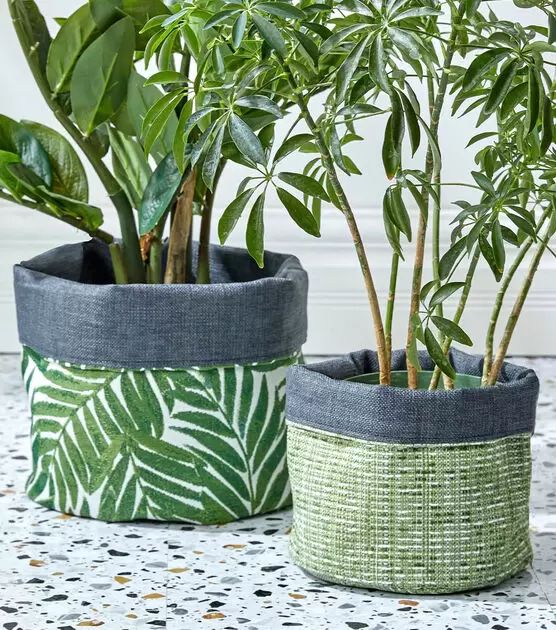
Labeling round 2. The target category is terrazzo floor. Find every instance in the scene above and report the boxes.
[0,354,555,630]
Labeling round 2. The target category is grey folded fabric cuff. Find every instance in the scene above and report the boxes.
[14,240,308,368]
[286,349,538,444]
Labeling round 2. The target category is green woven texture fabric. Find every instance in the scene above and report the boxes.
[22,346,297,524]
[287,424,533,594]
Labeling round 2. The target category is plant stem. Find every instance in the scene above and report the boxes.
[196,160,225,284]
[164,170,196,284]
[385,251,399,369]
[109,243,129,284]
[405,3,464,388]
[486,221,552,385]
[147,223,165,284]
[282,64,389,383]
[482,206,552,384]
[428,245,480,390]
[0,190,114,243]
[9,1,145,283]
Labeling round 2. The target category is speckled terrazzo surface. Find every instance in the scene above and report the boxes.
[0,354,554,630]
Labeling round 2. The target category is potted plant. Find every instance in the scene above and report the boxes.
[194,0,556,592]
[5,0,308,524]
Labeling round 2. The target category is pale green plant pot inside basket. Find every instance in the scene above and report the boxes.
[286,349,539,594]
[14,240,308,524]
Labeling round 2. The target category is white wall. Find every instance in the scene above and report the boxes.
[1,1,554,356]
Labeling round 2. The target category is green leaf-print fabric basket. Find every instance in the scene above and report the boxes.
[286,349,539,594]
[14,240,308,524]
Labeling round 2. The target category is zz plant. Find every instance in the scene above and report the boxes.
[2,0,290,284]
[149,0,556,388]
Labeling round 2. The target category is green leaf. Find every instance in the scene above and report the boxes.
[541,95,554,155]
[431,316,472,346]
[292,30,319,66]
[369,35,390,93]
[10,0,51,76]
[252,13,287,58]
[274,133,313,163]
[399,90,420,156]
[142,90,185,158]
[424,328,456,380]
[36,187,104,231]
[202,124,225,190]
[218,188,256,243]
[388,27,420,59]
[14,126,52,187]
[139,153,181,234]
[382,109,403,180]
[204,9,240,29]
[336,36,369,104]
[246,192,265,267]
[144,70,186,85]
[109,127,152,209]
[232,12,247,49]
[228,114,266,165]
[258,2,305,20]
[71,17,135,135]
[462,49,508,92]
[483,59,519,116]
[46,4,97,95]
[235,96,283,118]
[22,121,88,201]
[500,82,528,120]
[277,187,320,237]
[429,282,465,308]
[384,186,411,239]
[492,220,505,273]
[439,238,466,280]
[277,172,329,201]
[479,232,502,281]
[525,66,542,133]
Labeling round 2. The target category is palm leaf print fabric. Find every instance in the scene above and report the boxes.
[23,346,297,523]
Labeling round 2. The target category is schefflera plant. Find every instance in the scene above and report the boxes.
[154,0,556,388]
[2,0,290,285]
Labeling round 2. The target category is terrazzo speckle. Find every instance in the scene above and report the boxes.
[0,354,555,630]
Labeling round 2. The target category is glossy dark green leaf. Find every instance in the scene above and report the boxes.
[14,126,52,188]
[500,82,528,120]
[277,187,320,237]
[139,152,181,234]
[406,180,428,220]
[388,27,420,59]
[71,17,135,135]
[235,96,283,118]
[550,14,556,44]
[492,220,505,272]
[399,90,420,156]
[232,12,247,49]
[320,23,367,55]
[525,66,542,133]
[46,5,97,95]
[429,282,465,308]
[277,172,329,201]
[541,95,554,155]
[203,9,240,29]
[142,90,185,158]
[246,192,265,267]
[462,49,507,92]
[369,34,390,93]
[336,36,369,104]
[23,121,88,201]
[274,134,314,163]
[483,59,519,116]
[252,13,287,58]
[471,171,496,196]
[10,0,51,76]
[506,212,536,237]
[258,2,305,20]
[479,232,502,281]
[384,186,411,239]
[431,316,473,346]
[439,238,466,280]
[292,30,319,66]
[202,124,225,190]
[382,114,400,179]
[424,328,456,380]
[228,114,266,165]
[218,187,256,243]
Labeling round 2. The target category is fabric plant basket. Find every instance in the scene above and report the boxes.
[14,240,308,524]
[286,349,539,594]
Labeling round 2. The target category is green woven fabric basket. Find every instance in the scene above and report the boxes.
[285,350,539,594]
